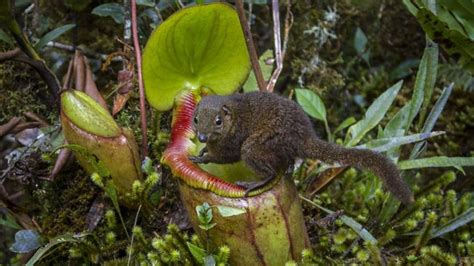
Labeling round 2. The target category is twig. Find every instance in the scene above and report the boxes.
[235,0,267,91]
[267,0,282,92]
[282,0,293,58]
[131,0,149,158]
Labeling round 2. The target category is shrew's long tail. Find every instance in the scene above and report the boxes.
[303,137,414,204]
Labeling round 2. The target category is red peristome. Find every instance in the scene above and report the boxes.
[163,90,246,197]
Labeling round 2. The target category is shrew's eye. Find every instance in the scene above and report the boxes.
[215,115,222,126]
[194,116,198,124]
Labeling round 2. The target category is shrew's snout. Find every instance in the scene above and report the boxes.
[197,133,208,143]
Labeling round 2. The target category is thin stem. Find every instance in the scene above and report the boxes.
[282,0,293,59]
[131,0,149,158]
[127,204,142,266]
[324,119,333,143]
[235,0,267,91]
[267,0,282,92]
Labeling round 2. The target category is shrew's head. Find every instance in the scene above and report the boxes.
[193,95,233,144]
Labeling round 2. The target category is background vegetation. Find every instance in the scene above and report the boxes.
[0,0,473,264]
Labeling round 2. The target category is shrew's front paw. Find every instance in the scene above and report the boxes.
[188,155,209,164]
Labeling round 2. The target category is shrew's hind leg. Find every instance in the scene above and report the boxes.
[237,141,280,197]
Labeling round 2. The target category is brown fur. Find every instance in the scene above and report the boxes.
[190,91,413,204]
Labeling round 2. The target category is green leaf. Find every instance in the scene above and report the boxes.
[244,0,268,4]
[34,24,75,50]
[243,50,274,92]
[357,131,444,152]
[141,156,154,175]
[389,59,420,80]
[204,255,216,266]
[410,83,453,159]
[64,0,91,12]
[399,156,474,170]
[91,3,124,24]
[104,182,129,238]
[383,104,411,161]
[137,0,155,7]
[0,28,13,44]
[416,8,474,73]
[406,42,438,130]
[354,27,370,63]
[295,88,327,122]
[305,198,377,243]
[196,202,214,230]
[346,80,402,146]
[143,3,250,111]
[402,0,420,16]
[334,117,356,134]
[26,233,85,266]
[0,212,21,229]
[383,104,411,138]
[186,242,208,263]
[432,208,474,238]
[438,0,474,39]
[418,41,439,127]
[10,230,41,253]
[216,205,246,217]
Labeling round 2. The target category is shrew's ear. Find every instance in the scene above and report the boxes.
[222,105,231,120]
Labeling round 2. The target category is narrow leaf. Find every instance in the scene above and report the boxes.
[432,208,474,238]
[0,212,21,229]
[384,104,411,138]
[399,156,474,170]
[295,88,327,122]
[301,197,377,243]
[91,3,124,24]
[26,233,85,266]
[204,255,217,266]
[410,83,453,159]
[334,117,356,134]
[0,28,13,44]
[354,27,368,60]
[383,104,411,161]
[136,0,155,7]
[34,24,76,50]
[243,50,274,92]
[357,131,444,152]
[187,242,208,263]
[104,182,129,239]
[406,43,438,130]
[347,81,402,146]
[417,39,438,126]
[216,205,246,217]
